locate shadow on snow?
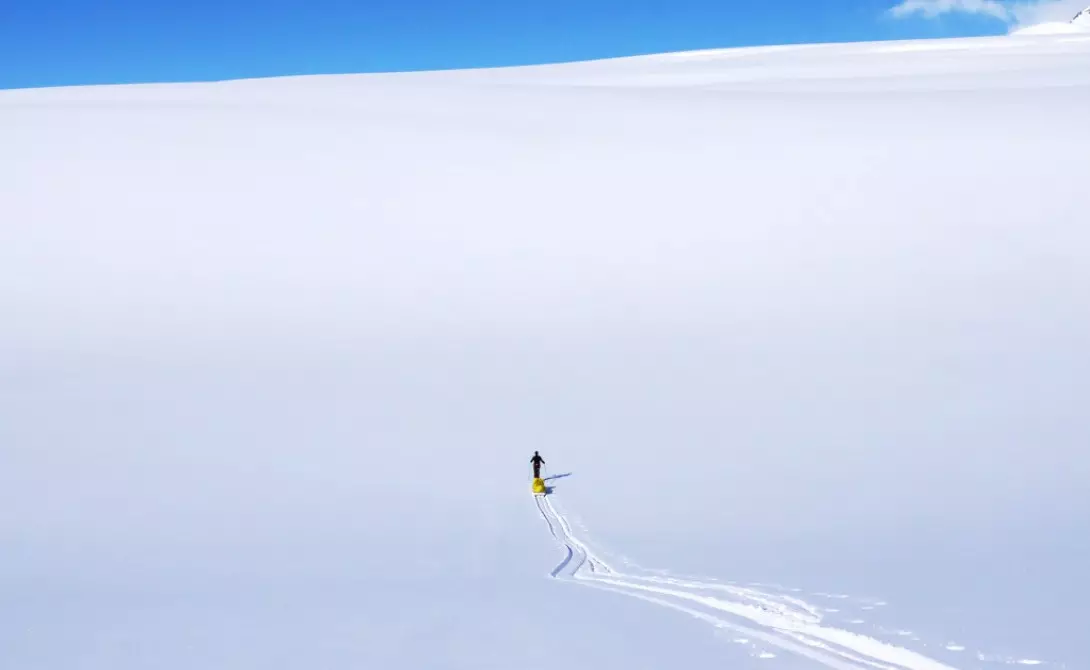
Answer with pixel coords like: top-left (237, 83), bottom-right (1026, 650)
top-left (541, 472), bottom-right (572, 495)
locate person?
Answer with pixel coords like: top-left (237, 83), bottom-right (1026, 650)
top-left (530, 451), bottom-right (545, 479)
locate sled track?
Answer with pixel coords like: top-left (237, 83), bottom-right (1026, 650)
top-left (534, 495), bottom-right (574, 578)
top-left (534, 494), bottom-right (970, 670)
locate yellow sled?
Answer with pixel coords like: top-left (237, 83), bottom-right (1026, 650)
top-left (532, 477), bottom-right (547, 495)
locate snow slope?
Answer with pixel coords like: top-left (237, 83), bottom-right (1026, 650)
top-left (3, 34), bottom-right (1089, 670)
top-left (1012, 5), bottom-right (1090, 34)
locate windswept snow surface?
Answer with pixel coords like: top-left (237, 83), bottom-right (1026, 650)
top-left (3, 35), bottom-right (1090, 670)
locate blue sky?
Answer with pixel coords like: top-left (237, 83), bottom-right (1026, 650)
top-left (2, 0), bottom-right (1012, 89)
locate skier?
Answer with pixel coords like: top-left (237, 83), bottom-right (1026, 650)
top-left (530, 451), bottom-right (545, 479)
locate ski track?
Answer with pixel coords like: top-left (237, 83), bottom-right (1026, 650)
top-left (534, 494), bottom-right (970, 670)
top-left (535, 495), bottom-right (574, 578)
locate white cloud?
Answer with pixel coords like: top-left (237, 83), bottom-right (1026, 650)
top-left (890, 0), bottom-right (1012, 20)
top-left (889, 0), bottom-right (1089, 27)
top-left (1010, 0), bottom-right (1090, 25)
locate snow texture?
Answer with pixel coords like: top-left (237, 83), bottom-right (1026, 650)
top-left (2, 32), bottom-right (1089, 670)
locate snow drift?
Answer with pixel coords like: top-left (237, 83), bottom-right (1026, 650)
top-left (2, 33), bottom-right (1089, 670)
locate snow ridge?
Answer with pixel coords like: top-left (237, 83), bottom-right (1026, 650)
top-left (1013, 5), bottom-right (1090, 34)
